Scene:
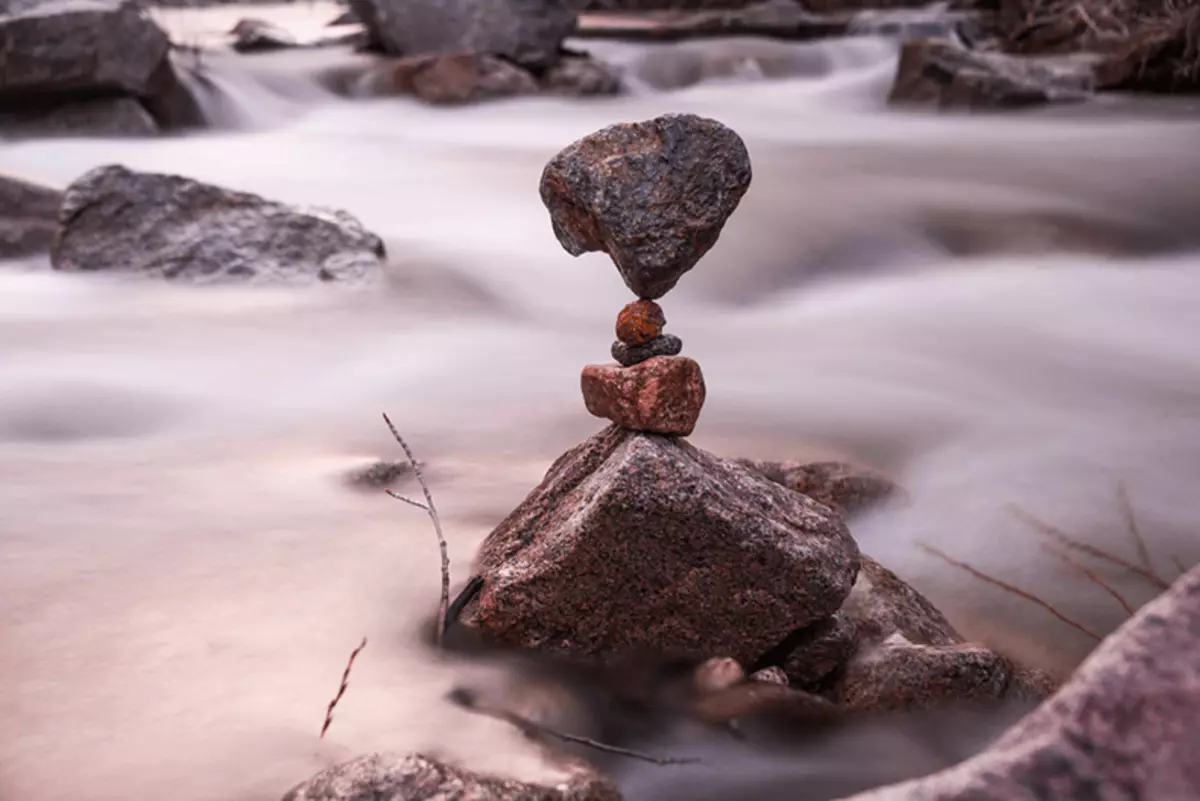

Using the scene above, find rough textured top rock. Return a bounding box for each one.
[51,165,385,283]
[460,425,860,667]
[840,563,1200,801]
[347,0,576,70]
[539,113,752,300]
[0,0,171,100]
[281,752,620,801]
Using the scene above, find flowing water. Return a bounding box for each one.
[3,5,1200,799]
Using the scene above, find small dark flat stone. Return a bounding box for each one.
[612,333,682,367]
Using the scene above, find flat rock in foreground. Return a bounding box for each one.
[841,563,1200,800]
[281,752,620,801]
[460,425,860,666]
[52,165,385,283]
[539,113,752,300]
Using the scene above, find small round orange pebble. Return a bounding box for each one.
[615,299,666,346]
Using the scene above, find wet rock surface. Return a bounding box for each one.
[611,334,683,368]
[52,165,385,283]
[460,425,860,667]
[281,752,621,801]
[0,174,62,260]
[348,0,577,70]
[841,565,1200,801]
[742,459,901,517]
[0,0,202,135]
[888,37,1095,110]
[539,113,752,300]
[359,52,540,105]
[615,300,665,346]
[581,355,705,435]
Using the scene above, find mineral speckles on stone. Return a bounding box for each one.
[615,299,665,346]
[539,112,752,300]
[611,333,682,368]
[581,355,705,436]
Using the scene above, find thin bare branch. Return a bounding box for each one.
[1040,543,1135,616]
[1005,504,1170,591]
[383,413,450,648]
[385,489,429,511]
[449,689,700,766]
[321,637,368,738]
[1115,480,1153,573]
[917,542,1102,642]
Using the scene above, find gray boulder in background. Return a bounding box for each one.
[51,165,386,284]
[0,173,62,260]
[348,0,577,70]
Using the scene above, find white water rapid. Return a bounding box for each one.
[3,5,1200,799]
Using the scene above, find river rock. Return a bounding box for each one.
[615,299,665,346]
[0,96,159,139]
[51,165,385,283]
[281,752,621,801]
[0,174,62,260]
[348,0,576,70]
[780,611,859,687]
[539,113,752,300]
[581,356,705,436]
[369,52,539,105]
[459,425,860,667]
[540,53,623,97]
[840,564,1200,801]
[230,18,299,52]
[611,334,682,368]
[741,459,900,517]
[888,37,1094,110]
[0,0,203,135]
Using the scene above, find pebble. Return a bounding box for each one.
[611,333,682,367]
[615,299,666,346]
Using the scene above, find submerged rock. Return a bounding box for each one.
[0,174,62,260]
[348,0,577,70]
[52,165,385,283]
[539,113,752,300]
[741,459,900,517]
[0,0,203,136]
[460,425,860,667]
[889,37,1094,111]
[360,52,539,105]
[281,752,620,801]
[840,564,1200,800]
[581,355,705,435]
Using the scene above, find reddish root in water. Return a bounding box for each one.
[321,637,368,738]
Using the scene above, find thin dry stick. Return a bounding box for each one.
[1115,480,1153,573]
[1005,504,1170,591]
[1040,543,1135,616]
[917,542,1102,642]
[382,413,450,648]
[452,691,700,766]
[321,637,368,738]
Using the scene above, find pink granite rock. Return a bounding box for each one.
[580,355,705,436]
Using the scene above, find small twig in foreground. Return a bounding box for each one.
[1005,504,1170,591]
[321,637,368,738]
[448,689,700,766]
[1040,543,1135,616]
[382,413,451,648]
[917,542,1102,642]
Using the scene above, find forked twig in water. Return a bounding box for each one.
[382,413,451,647]
[321,637,368,738]
[1040,543,1135,616]
[917,542,1102,642]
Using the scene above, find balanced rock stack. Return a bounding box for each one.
[539,112,752,437]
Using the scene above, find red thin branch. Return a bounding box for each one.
[321,637,368,738]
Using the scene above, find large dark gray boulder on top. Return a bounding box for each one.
[0,0,203,136]
[348,0,577,70]
[459,425,860,667]
[51,165,386,283]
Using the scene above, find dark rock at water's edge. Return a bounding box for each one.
[840,563,1200,800]
[230,17,299,52]
[348,0,577,71]
[741,459,900,517]
[540,113,751,300]
[281,752,621,801]
[459,425,860,667]
[0,0,204,138]
[51,165,385,283]
[0,174,62,260]
[888,37,1095,110]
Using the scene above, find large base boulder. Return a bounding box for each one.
[348,0,577,70]
[0,0,204,137]
[51,165,386,283]
[888,38,1095,110]
[459,425,860,667]
[0,174,62,260]
[282,752,620,801]
[841,564,1200,800]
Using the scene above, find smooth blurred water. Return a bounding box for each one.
[2,5,1200,799]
